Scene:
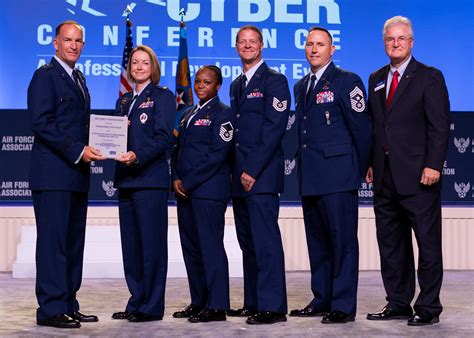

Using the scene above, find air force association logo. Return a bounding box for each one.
[284,159,296,175]
[102,180,117,197]
[454,182,470,199]
[454,137,470,153]
[349,86,365,112]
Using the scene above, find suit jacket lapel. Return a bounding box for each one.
[129,83,153,118]
[306,62,335,111]
[188,97,219,129]
[52,58,85,105]
[238,62,267,109]
[376,66,390,116]
[386,58,418,115]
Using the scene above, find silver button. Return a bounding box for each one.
[236,114,240,118]
[303,130,307,134]
[303,144,307,148]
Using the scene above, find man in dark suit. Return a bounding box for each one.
[27,21,104,328]
[365,16,450,326]
[289,27,372,324]
[227,25,290,325]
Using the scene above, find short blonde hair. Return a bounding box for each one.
[382,16,414,39]
[127,45,161,85]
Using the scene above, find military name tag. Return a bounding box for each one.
[374,81,385,92]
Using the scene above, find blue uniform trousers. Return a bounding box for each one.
[301,191,359,315]
[177,197,230,310]
[232,193,287,314]
[33,191,88,321]
[118,188,168,316]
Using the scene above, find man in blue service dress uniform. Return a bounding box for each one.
[27,21,104,329]
[289,27,372,324]
[227,25,290,325]
[366,16,450,326]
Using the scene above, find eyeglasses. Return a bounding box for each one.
[384,36,412,45]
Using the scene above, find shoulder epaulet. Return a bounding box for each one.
[267,67,279,75]
[41,63,53,70]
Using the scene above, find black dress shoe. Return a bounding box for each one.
[407,313,439,326]
[173,304,203,318]
[128,312,163,322]
[321,310,355,324]
[112,311,132,320]
[289,305,328,317]
[246,311,287,325]
[227,307,258,317]
[367,305,412,320]
[37,314,81,328]
[188,309,227,323]
[69,311,99,322]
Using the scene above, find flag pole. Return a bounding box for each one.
[119,3,135,96]
[173,8,194,136]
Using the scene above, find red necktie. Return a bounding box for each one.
[386,70,399,107]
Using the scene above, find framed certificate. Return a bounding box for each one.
[89,114,128,159]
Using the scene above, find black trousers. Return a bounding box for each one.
[374,157,443,316]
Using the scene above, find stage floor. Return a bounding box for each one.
[0,271,472,337]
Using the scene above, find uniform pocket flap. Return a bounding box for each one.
[324,143,352,158]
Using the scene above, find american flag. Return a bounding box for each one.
[119,17,134,96]
[173,20,194,137]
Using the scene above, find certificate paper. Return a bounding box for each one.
[89,114,128,159]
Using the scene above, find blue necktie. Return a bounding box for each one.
[306,74,316,105]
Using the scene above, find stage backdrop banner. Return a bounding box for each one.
[1,110,472,205]
[0,0,473,112]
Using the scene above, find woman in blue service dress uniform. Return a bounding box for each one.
[171,66,235,323]
[111,45,175,322]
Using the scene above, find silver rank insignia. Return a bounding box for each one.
[219,121,234,142]
[272,97,288,112]
[349,86,365,112]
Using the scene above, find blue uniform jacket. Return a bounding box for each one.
[114,82,175,189]
[28,57,90,192]
[230,62,291,196]
[171,97,234,202]
[295,62,373,196]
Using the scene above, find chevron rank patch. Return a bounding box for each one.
[219,121,234,142]
[272,97,288,112]
[349,86,365,112]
